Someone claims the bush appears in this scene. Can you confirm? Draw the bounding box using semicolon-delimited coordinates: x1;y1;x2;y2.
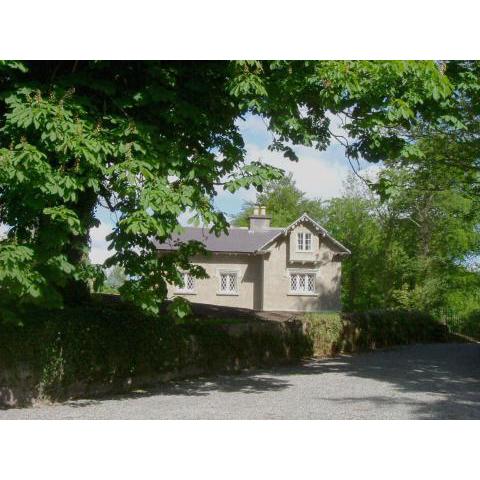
0;301;448;406
456;310;480;339
302;312;344;356
303;309;446;356
344;309;446;348
0;298;311;404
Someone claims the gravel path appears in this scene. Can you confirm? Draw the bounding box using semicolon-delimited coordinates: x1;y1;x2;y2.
1;343;479;419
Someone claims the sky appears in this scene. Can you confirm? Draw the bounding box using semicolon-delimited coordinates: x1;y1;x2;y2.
89;113;368;264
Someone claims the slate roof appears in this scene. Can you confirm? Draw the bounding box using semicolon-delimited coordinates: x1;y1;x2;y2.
153;226;284;253
153;214;351;255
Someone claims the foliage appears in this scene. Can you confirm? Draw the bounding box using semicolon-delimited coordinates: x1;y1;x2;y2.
302;312;344;356
0;296;448;405
0;297;310;403
388;62;480;197
321;176;386;311
235;163;480;317
0;60;455;318
232;173;326;227
304;310;446;356
455;310;480;339
100;265;126;294
341;310;447;348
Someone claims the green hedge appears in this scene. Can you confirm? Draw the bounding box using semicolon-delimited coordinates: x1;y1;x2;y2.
0;302;448;405
303;309;447;356
0;300;311;403
454;310;480;340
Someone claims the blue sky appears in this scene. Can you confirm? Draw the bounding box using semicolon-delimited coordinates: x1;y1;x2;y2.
213;114;358;219
89;114;364;264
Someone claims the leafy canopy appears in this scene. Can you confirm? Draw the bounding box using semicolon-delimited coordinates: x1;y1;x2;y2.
235;167;480;315
0;60;455;318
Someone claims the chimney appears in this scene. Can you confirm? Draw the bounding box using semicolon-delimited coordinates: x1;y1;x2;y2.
249;205;271;231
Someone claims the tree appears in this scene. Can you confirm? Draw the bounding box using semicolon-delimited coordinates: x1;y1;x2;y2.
104;265;127;292
232;173;326;227
321;176;386;311
237;168;480;315
0;60;455;319
373;158;480;313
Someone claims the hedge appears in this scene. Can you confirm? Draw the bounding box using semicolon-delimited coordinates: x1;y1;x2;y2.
0;299;310;404
0;300;447;406
453;310;480;340
303;309;447;357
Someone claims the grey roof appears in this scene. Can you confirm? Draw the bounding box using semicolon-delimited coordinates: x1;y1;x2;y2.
153;226;284;253
153;214;350;256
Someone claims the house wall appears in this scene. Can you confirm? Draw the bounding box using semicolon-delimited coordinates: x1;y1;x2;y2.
167;254;263;310
289;224;322;263
166;222;345;312
263;235;343;312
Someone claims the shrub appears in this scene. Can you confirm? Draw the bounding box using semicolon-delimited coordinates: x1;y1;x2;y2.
303;309;446;356
456;310;480;339
0;299;311;404
344;310;446;348
0;301;448;406
302;312;344;356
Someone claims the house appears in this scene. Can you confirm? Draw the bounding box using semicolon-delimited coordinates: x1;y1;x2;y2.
155;207;350;312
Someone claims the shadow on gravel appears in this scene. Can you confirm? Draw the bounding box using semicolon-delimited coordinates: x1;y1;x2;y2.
61;343;480;419
284;343;480;419
61;373;293;409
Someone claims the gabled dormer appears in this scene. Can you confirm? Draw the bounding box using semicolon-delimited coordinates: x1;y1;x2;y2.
285;213;350;264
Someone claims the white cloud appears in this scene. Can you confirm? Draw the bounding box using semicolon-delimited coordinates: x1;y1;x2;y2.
178;208;197;226
358;164;384;183
89;245;113;265
89;223;114;265
228;112;357;203
243;142;351;200
325;111;352;140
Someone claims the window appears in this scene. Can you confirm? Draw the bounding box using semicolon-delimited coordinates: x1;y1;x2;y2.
304;233;312;251
219;272;238;295
289;272;316;294
297;232;312;251
297;232;304;250
176;272;195;293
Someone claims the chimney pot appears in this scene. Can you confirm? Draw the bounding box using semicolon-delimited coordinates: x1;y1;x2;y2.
249;205;271;231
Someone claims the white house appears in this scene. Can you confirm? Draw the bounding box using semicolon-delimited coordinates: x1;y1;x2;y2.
155;207;350;312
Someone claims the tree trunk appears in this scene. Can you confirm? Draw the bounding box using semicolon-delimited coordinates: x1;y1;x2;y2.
61;188;98;305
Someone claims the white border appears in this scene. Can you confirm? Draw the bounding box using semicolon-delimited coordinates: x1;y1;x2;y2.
1;1;478;59
1;421;477;480
174;272;197;295
296;231;313;252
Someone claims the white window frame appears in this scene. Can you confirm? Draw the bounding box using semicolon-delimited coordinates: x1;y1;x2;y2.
296;232;312;251
297;232;304;251
217;270;239;296
174;272;196;295
288;271;317;296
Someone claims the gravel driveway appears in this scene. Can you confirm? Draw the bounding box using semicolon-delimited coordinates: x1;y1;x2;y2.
1;343;479;419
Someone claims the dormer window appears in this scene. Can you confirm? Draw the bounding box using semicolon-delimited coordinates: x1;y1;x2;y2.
297;232;312;251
